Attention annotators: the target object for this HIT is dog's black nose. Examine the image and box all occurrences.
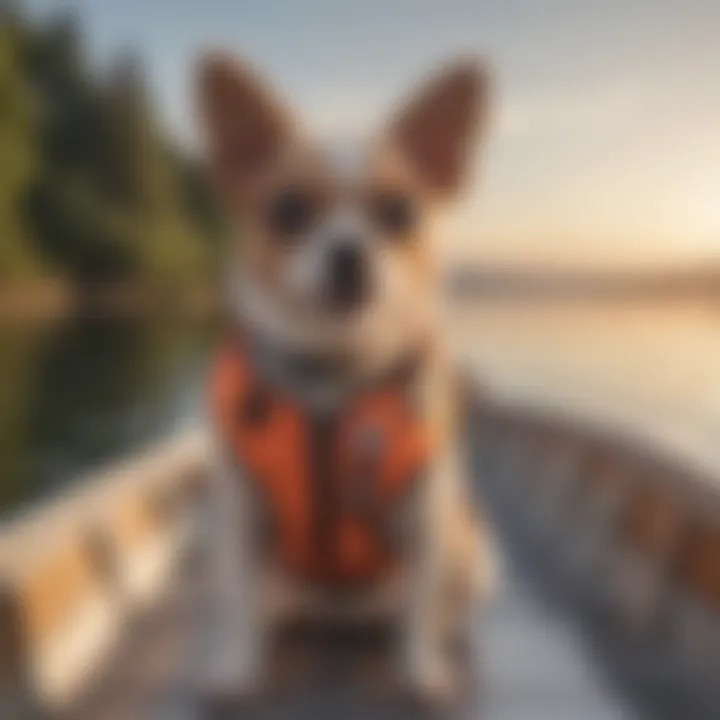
[326,240,370,313]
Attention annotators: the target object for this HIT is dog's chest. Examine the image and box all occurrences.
[211,341,432,586]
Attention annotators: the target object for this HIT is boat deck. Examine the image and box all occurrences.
[50,407,720,720]
[60,535,634,720]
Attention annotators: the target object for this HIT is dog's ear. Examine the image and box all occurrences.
[388,59,490,199]
[197,53,294,203]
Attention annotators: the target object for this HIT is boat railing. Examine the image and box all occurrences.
[467,388,720,689]
[0,430,210,714]
[1,391,719,715]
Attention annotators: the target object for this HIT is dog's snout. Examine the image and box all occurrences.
[326,239,370,313]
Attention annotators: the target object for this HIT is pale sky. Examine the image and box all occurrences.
[26,0,720,268]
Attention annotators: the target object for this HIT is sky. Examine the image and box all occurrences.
[24,0,720,268]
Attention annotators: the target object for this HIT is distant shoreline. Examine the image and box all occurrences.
[0,282,220,321]
[1,269,719,322]
[449,266,720,300]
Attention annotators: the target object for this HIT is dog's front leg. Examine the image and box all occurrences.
[200,448,266,699]
[401,449,462,703]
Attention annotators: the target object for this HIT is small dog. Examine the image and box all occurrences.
[197,52,496,705]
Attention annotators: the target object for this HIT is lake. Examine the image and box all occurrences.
[0,316,214,516]
[452,294,720,477]
[1,295,719,515]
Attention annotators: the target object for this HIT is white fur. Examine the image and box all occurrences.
[202,432,492,699]
[230,137,436,379]
[199,445,263,692]
[205,93,491,703]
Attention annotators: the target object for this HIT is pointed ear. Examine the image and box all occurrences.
[389,59,490,199]
[196,53,294,202]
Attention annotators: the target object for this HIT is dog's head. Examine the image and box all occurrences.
[197,54,490,365]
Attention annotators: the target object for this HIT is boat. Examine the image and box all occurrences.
[1,385,719,719]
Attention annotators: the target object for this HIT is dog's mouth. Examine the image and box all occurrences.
[325,279,368,315]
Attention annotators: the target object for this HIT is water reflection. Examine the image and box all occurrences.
[0,316,213,515]
[3,295,719,517]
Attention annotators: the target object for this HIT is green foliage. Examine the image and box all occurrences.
[0,3,221,291]
[0,10,44,278]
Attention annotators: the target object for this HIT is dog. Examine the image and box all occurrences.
[196,52,497,706]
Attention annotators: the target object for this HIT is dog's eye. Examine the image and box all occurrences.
[371,191,417,237]
[267,188,318,239]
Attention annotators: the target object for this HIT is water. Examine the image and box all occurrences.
[1,295,718,515]
[452,294,720,476]
[0,316,214,516]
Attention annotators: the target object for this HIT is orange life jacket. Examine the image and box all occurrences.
[210,337,432,588]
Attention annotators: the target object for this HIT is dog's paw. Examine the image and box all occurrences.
[402,654,459,708]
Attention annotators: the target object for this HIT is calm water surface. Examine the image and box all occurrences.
[1,295,719,514]
[0,316,214,516]
[452,294,720,476]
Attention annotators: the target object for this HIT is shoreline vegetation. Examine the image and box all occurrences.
[2,3,223,307]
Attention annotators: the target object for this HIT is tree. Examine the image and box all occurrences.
[0,10,43,279]
[25,14,139,286]
[1,3,221,293]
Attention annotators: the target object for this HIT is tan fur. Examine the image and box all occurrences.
[198,56,478,354]
[198,54,295,207]
[390,60,490,198]
[197,52,493,705]
[238,144,434,295]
